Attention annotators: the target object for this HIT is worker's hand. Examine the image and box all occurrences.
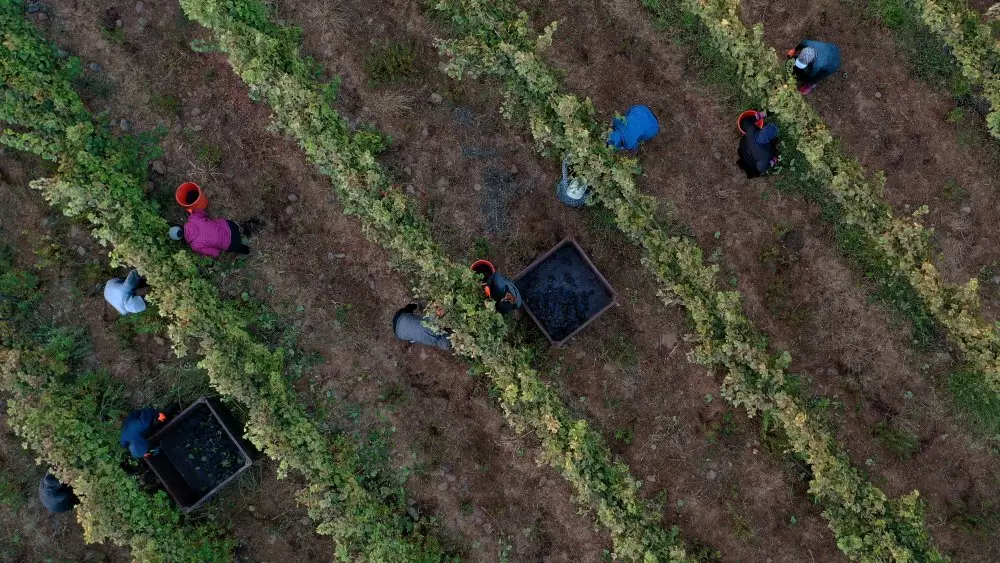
[157,413,167,422]
[434,305,445,318]
[785,48,796,57]
[502,292,517,304]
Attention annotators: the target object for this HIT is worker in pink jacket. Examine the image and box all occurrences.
[168,209,249,258]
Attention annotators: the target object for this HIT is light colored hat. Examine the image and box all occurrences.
[795,47,816,69]
[168,226,183,240]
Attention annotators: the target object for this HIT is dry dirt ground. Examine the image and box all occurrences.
[2,0,999,560]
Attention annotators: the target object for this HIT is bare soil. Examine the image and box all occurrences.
[3,0,999,560]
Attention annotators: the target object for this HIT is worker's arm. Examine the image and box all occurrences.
[122,269,142,291]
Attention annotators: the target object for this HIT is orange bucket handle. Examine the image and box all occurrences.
[737,110,764,135]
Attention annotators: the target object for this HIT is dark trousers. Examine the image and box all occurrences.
[226,220,250,254]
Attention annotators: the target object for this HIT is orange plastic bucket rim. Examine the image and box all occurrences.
[175,182,208,213]
[470,260,496,286]
[737,110,764,135]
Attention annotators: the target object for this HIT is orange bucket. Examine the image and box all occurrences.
[471,260,496,297]
[737,110,764,135]
[175,182,208,213]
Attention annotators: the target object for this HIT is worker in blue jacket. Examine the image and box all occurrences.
[737,111,780,178]
[788,40,841,94]
[607,105,660,151]
[120,407,167,459]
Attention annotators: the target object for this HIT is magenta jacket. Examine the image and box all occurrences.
[184,210,231,258]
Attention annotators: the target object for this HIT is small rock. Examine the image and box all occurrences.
[57,48,69,58]
[334,253,347,259]
[136,17,147,28]
[151,159,166,174]
[405,184,416,195]
[76,246,86,256]
[403,166,412,176]
[367,280,375,291]
[119,119,131,132]
[712,150,721,160]
[407,497,417,506]
[299,517,311,526]
[285,206,294,215]
[421,126,429,137]
[407,506,419,520]
[961,205,972,214]
[659,332,677,348]
[509,165,519,175]
[473,183,482,192]
[287,193,299,202]
[190,107,202,117]
[419,350,429,361]
[327,252,336,261]
[267,535,277,545]
[874,91,882,99]
[430,92,443,104]
[991,275,1000,285]
[34,11,48,22]
[153,336,165,346]
[436,177,449,189]
[446,474,456,482]
[191,124,203,132]
[706,469,717,480]
[135,1,144,12]
[69,225,82,237]
[115,18,122,28]
[436,482,448,492]
[247,505,255,512]
[602,362,614,373]
[88,62,102,72]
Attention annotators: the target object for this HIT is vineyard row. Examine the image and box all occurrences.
[430,0,944,560]
[649,0,1000,417]
[0,2,444,559]
[178,0,695,559]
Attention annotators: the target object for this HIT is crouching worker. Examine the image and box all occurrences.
[104,269,147,316]
[736,111,780,179]
[38,473,79,513]
[120,407,168,459]
[486,272,523,315]
[608,105,660,152]
[787,40,841,95]
[393,304,452,351]
[169,209,250,259]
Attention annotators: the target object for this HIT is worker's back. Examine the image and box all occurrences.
[120,408,157,458]
[38,473,78,513]
[737,117,779,178]
[797,40,841,81]
[393,308,452,351]
[608,105,660,151]
[184,210,232,258]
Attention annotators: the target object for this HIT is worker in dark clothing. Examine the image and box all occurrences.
[607,105,660,152]
[787,40,841,94]
[486,272,523,315]
[393,304,452,351]
[736,111,780,179]
[38,473,78,513]
[120,408,167,459]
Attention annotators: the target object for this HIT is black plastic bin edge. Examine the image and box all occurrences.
[144,397,254,512]
[514,237,617,347]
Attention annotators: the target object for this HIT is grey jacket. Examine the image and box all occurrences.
[393,309,452,350]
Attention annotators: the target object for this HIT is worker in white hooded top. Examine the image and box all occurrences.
[103,269,147,316]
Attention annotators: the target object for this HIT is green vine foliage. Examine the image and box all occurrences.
[177,0,691,560]
[0,331,234,562]
[911,0,1000,138]
[0,2,443,560]
[643,0,1000,407]
[0,253,231,561]
[430,0,945,560]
